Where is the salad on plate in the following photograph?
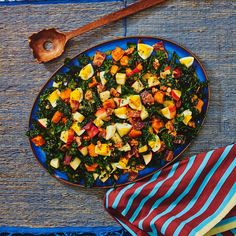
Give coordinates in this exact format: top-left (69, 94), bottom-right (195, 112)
top-left (27, 40), bottom-right (207, 187)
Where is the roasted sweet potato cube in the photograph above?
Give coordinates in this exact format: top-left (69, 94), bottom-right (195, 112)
top-left (87, 143), bottom-right (97, 157)
top-left (154, 91), bottom-right (165, 104)
top-left (120, 56), bottom-right (129, 66)
top-left (103, 98), bottom-right (116, 109)
top-left (110, 65), bottom-right (119, 75)
top-left (195, 99), bottom-right (204, 112)
top-left (112, 47), bottom-right (125, 61)
top-left (152, 118), bottom-right (164, 133)
top-left (88, 77), bottom-right (98, 88)
top-left (128, 129), bottom-right (142, 138)
top-left (31, 135), bottom-right (45, 146)
top-left (52, 111), bottom-right (63, 123)
top-left (60, 88), bottom-right (71, 100)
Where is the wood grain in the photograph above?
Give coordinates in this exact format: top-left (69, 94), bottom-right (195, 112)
top-left (0, 0), bottom-right (235, 228)
top-left (66, 0), bottom-right (167, 39)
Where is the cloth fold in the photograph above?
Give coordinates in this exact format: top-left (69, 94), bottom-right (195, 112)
top-left (105, 144), bottom-right (236, 236)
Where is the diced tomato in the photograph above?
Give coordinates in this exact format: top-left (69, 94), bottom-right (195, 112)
top-left (85, 163), bottom-right (98, 172)
top-left (169, 105), bottom-right (176, 113)
top-left (51, 111), bottom-right (63, 124)
top-left (63, 154), bottom-right (72, 165)
top-left (173, 67), bottom-right (182, 78)
top-left (83, 122), bottom-right (92, 130)
top-left (126, 68), bottom-right (132, 76)
top-left (87, 125), bottom-right (99, 138)
top-left (171, 89), bottom-right (181, 101)
top-left (83, 122), bottom-right (99, 138)
top-left (132, 67), bottom-right (140, 74)
top-left (31, 135), bottom-right (45, 146)
top-left (164, 65), bottom-right (171, 71)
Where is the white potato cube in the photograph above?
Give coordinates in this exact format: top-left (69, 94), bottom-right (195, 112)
top-left (116, 73), bottom-right (127, 85)
top-left (99, 91), bottom-right (110, 102)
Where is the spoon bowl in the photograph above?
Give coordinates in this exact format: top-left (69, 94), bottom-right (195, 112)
top-left (29, 28), bottom-right (67, 63)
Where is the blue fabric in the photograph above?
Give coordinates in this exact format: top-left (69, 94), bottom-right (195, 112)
top-left (0, 226), bottom-right (131, 235)
top-left (0, 0), bottom-right (121, 6)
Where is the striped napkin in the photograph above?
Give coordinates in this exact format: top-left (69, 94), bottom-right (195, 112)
top-left (105, 144), bottom-right (236, 236)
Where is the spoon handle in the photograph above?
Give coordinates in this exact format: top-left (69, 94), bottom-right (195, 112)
top-left (65, 0), bottom-right (167, 40)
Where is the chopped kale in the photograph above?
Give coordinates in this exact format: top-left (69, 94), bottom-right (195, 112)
top-left (77, 54), bottom-right (90, 66)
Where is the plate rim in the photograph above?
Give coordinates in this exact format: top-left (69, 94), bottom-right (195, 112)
top-left (28, 36), bottom-right (210, 188)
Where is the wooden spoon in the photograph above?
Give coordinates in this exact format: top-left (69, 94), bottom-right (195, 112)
top-left (28, 0), bottom-right (166, 63)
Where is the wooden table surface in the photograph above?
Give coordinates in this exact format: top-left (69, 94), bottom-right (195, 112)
top-left (0, 0), bottom-right (235, 228)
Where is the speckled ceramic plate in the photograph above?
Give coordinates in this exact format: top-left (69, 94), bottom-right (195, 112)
top-left (28, 36), bottom-right (209, 188)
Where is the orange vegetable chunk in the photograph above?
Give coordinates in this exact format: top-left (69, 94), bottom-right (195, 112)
top-left (87, 143), bottom-right (98, 157)
top-left (31, 135), bottom-right (45, 146)
top-left (154, 91), bottom-right (165, 104)
top-left (60, 88), bottom-right (71, 100)
top-left (85, 163), bottom-right (98, 172)
top-left (110, 65), bottom-right (119, 75)
top-left (120, 56), bottom-right (129, 66)
top-left (128, 129), bottom-right (142, 138)
top-left (195, 99), bottom-right (204, 112)
top-left (52, 111), bottom-right (63, 124)
top-left (112, 47), bottom-right (125, 61)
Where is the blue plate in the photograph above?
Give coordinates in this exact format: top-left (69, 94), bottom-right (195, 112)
top-left (29, 36), bottom-right (209, 188)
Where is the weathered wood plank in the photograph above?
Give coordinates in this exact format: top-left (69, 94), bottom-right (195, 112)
top-left (0, 0), bottom-right (235, 228)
